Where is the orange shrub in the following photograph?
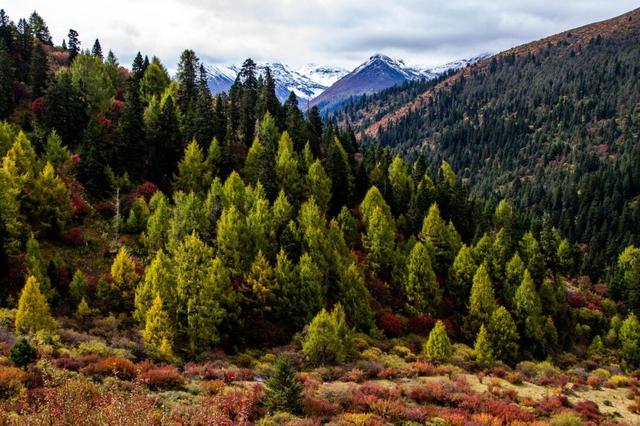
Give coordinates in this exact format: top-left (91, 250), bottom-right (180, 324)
top-left (137, 365), bottom-right (184, 390)
top-left (81, 356), bottom-right (137, 380)
top-left (0, 366), bottom-right (25, 399)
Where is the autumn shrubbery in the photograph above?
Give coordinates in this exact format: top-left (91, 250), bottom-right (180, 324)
top-left (137, 364), bottom-right (184, 389)
top-left (81, 356), bottom-right (137, 380)
top-left (0, 366), bottom-right (25, 399)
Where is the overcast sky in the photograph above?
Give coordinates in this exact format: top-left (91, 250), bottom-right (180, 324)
top-left (4, 0), bottom-right (640, 72)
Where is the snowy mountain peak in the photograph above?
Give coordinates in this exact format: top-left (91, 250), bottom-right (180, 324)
top-left (206, 62), bottom-right (348, 103)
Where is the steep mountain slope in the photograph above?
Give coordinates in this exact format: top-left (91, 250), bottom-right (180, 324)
top-left (334, 8), bottom-right (640, 275)
top-left (308, 53), bottom-right (489, 113)
top-left (206, 62), bottom-right (348, 103)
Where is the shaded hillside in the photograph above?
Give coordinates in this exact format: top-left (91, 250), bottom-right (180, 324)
top-left (334, 8), bottom-right (640, 276)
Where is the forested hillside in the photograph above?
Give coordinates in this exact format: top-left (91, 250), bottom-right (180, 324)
top-left (1, 7), bottom-right (640, 425)
top-left (334, 8), bottom-right (640, 278)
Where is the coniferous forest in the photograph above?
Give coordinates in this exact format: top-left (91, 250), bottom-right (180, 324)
top-left (1, 7), bottom-right (640, 425)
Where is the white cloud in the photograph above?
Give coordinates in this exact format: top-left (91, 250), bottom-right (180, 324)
top-left (4, 0), bottom-right (638, 72)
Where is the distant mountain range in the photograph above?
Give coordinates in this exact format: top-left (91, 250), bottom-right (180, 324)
top-left (206, 63), bottom-right (349, 104)
top-left (308, 53), bottom-right (490, 113)
top-left (206, 53), bottom-right (490, 111)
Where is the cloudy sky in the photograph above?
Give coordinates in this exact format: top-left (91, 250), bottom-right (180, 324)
top-left (4, 0), bottom-right (640, 71)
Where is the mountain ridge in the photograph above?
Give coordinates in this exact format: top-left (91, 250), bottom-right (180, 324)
top-left (355, 7), bottom-right (640, 138)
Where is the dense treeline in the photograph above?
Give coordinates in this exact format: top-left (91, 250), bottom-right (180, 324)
top-left (1, 9), bottom-right (640, 371)
top-left (335, 28), bottom-right (640, 280)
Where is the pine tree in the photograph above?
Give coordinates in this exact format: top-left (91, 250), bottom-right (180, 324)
top-left (0, 40), bottom-right (14, 119)
top-left (404, 241), bottom-right (441, 314)
top-left (110, 246), bottom-right (140, 305)
top-left (68, 269), bottom-right (87, 303)
top-left (244, 250), bottom-right (277, 316)
top-left (29, 162), bottom-right (71, 236)
top-left (504, 253), bottom-right (526, 307)
top-left (140, 57), bottom-right (170, 103)
top-left (9, 337), bottom-right (37, 369)
top-left (387, 156), bottom-right (412, 214)
top-left (474, 324), bottom-right (494, 367)
top-left (28, 12), bottom-right (52, 45)
top-left (363, 206), bottom-right (396, 273)
top-left (67, 29), bottom-right (80, 62)
top-left (143, 293), bottom-right (175, 359)
top-left (487, 306), bottom-right (519, 364)
top-left (325, 137), bottom-right (354, 214)
top-left (115, 77), bottom-right (145, 180)
top-left (24, 236), bottom-right (51, 299)
top-left (423, 320), bottom-right (452, 364)
top-left (264, 355), bottom-right (303, 414)
top-left (176, 49), bottom-right (199, 114)
top-left (173, 233), bottom-right (230, 354)
top-left (420, 203), bottom-right (460, 275)
top-left (302, 305), bottom-right (353, 366)
top-left (467, 264), bottom-right (497, 335)
top-left (15, 276), bottom-right (55, 335)
top-left (43, 69), bottom-right (87, 147)
top-left (91, 39), bottom-right (103, 60)
top-left (520, 231), bottom-right (545, 285)
top-left (216, 205), bottom-right (247, 274)
top-left (513, 269), bottom-right (545, 354)
top-left (29, 42), bottom-right (48, 99)
top-left (449, 244), bottom-right (477, 302)
top-left (360, 185), bottom-right (392, 226)
top-left (337, 261), bottom-right (374, 331)
top-left (306, 159), bottom-right (332, 212)
top-left (557, 239), bottom-right (575, 275)
top-left (146, 93), bottom-right (182, 191)
top-left (174, 140), bottom-right (211, 194)
top-left (132, 52), bottom-right (145, 80)
top-left (619, 313), bottom-right (640, 371)
top-left (275, 132), bottom-right (303, 202)
top-left (143, 192), bottom-right (171, 253)
top-left (135, 249), bottom-right (176, 322)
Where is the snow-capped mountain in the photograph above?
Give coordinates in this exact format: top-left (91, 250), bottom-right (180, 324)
top-left (308, 53), bottom-right (491, 113)
top-left (206, 62), bottom-right (348, 104)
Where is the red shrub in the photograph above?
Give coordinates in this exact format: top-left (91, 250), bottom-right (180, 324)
top-left (406, 382), bottom-right (450, 404)
top-left (216, 384), bottom-right (263, 422)
top-left (70, 153), bottom-right (80, 167)
top-left (378, 312), bottom-right (406, 337)
top-left (481, 400), bottom-right (535, 423)
top-left (407, 315), bottom-right (435, 335)
top-left (54, 357), bottom-right (82, 371)
top-left (341, 368), bottom-right (366, 383)
top-left (536, 395), bottom-right (569, 415)
top-left (574, 400), bottom-right (601, 420)
top-left (64, 227), bottom-right (84, 246)
top-left (81, 356), bottom-right (136, 380)
top-left (304, 395), bottom-right (341, 417)
top-left (567, 291), bottom-right (587, 308)
top-left (125, 181), bottom-right (158, 207)
top-left (71, 193), bottom-right (90, 216)
top-left (411, 361), bottom-right (436, 376)
top-left (137, 365), bottom-right (184, 390)
top-left (77, 354), bottom-right (101, 367)
top-left (31, 97), bottom-right (45, 115)
top-left (378, 367), bottom-right (402, 380)
top-left (359, 382), bottom-right (400, 399)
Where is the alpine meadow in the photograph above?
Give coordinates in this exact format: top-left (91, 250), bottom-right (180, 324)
top-left (1, 3), bottom-right (640, 425)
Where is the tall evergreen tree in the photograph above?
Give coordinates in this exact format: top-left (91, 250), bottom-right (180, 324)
top-left (91, 38), bottom-right (103, 60)
top-left (29, 42), bottom-right (48, 99)
top-left (67, 29), bottom-right (80, 62)
top-left (0, 41), bottom-right (14, 119)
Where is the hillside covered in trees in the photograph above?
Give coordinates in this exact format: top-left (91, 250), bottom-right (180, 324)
top-left (334, 8), bottom-right (640, 279)
top-left (1, 7), bottom-right (640, 425)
